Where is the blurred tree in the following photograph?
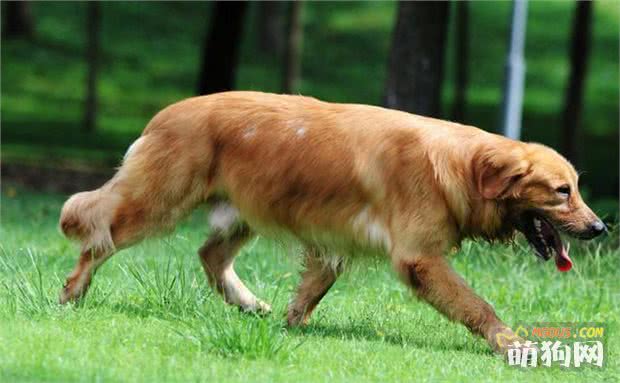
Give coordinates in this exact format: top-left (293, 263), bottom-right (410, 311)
top-left (2, 1), bottom-right (35, 39)
top-left (197, 1), bottom-right (248, 95)
top-left (384, 1), bottom-right (449, 117)
top-left (451, 0), bottom-right (469, 123)
top-left (282, 1), bottom-right (303, 94)
top-left (561, 0), bottom-right (593, 168)
top-left (256, 1), bottom-right (285, 56)
top-left (83, 2), bottom-right (101, 133)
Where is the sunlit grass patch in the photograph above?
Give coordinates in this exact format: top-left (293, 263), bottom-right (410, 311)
top-left (174, 305), bottom-right (302, 361)
top-left (0, 190), bottom-right (618, 382)
top-left (119, 249), bottom-right (210, 318)
top-left (0, 246), bottom-right (56, 317)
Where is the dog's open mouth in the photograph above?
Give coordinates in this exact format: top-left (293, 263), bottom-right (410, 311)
top-left (518, 211), bottom-right (572, 272)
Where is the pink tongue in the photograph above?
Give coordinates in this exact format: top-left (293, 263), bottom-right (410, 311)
top-left (555, 246), bottom-right (572, 272)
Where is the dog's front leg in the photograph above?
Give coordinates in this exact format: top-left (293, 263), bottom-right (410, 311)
top-left (393, 252), bottom-right (519, 354)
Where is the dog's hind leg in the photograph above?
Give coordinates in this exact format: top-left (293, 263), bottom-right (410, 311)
top-left (59, 248), bottom-right (112, 304)
top-left (198, 203), bottom-right (271, 313)
top-left (58, 188), bottom-right (118, 304)
top-left (287, 248), bottom-right (342, 327)
top-left (60, 130), bottom-right (215, 304)
top-left (59, 191), bottom-right (151, 304)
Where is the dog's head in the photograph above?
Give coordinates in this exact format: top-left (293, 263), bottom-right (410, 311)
top-left (474, 141), bottom-right (606, 271)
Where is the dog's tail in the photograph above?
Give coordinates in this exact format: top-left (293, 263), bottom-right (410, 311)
top-left (59, 188), bottom-right (122, 254)
top-left (59, 101), bottom-right (218, 253)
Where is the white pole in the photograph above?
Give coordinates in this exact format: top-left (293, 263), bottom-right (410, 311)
top-left (501, 0), bottom-right (528, 140)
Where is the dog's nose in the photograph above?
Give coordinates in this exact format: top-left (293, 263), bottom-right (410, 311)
top-left (589, 220), bottom-right (607, 238)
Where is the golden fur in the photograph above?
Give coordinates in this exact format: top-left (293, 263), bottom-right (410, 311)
top-left (59, 91), bottom-right (602, 353)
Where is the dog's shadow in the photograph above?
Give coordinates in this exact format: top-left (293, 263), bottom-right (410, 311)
top-left (289, 320), bottom-right (494, 356)
top-left (88, 299), bottom-right (494, 356)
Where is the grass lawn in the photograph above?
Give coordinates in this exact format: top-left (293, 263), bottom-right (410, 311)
top-left (1, 188), bottom-right (618, 382)
top-left (1, 1), bottom-right (619, 201)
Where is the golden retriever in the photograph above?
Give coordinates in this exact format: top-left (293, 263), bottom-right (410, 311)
top-left (59, 91), bottom-right (605, 354)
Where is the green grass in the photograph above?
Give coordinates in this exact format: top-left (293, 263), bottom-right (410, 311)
top-left (1, 1), bottom-right (618, 201)
top-left (1, 189), bottom-right (619, 382)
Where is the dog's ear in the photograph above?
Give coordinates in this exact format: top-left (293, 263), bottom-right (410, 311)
top-left (474, 143), bottom-right (530, 200)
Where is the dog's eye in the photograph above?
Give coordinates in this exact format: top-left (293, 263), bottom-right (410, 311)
top-left (555, 185), bottom-right (571, 197)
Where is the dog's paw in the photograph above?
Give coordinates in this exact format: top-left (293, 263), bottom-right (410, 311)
top-left (255, 300), bottom-right (272, 315)
top-left (58, 286), bottom-right (78, 305)
top-left (58, 289), bottom-right (70, 305)
top-left (240, 300), bottom-right (272, 316)
top-left (58, 279), bottom-right (88, 305)
top-left (489, 326), bottom-right (540, 366)
top-left (286, 307), bottom-right (312, 328)
top-left (488, 326), bottom-right (521, 353)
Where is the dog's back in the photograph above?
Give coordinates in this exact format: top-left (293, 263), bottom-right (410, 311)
top-left (59, 91), bottom-right (474, 258)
